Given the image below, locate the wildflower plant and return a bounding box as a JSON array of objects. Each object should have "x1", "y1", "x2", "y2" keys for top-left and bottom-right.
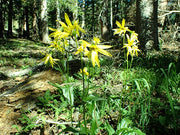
[
  {"x1": 41, "y1": 13, "x2": 113, "y2": 133},
  {"x1": 75, "y1": 37, "x2": 112, "y2": 67},
  {"x1": 114, "y1": 19, "x2": 140, "y2": 70},
  {"x1": 114, "y1": 19, "x2": 130, "y2": 36},
  {"x1": 42, "y1": 13, "x2": 86, "y2": 68}
]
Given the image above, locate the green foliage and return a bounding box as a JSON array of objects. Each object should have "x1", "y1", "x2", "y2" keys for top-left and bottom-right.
[
  {"x1": 105, "y1": 117, "x2": 145, "y2": 135},
  {"x1": 159, "y1": 63, "x2": 180, "y2": 131},
  {"x1": 12, "y1": 113, "x2": 42, "y2": 135}
]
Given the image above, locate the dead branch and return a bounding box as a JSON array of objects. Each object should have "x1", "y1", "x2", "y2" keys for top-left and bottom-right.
[
  {"x1": 158, "y1": 10, "x2": 180, "y2": 18},
  {"x1": 36, "y1": 118, "x2": 78, "y2": 125}
]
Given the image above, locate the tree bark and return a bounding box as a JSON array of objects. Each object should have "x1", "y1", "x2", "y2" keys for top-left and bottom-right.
[
  {"x1": 0, "y1": 0, "x2": 4, "y2": 38},
  {"x1": 110, "y1": 0, "x2": 113, "y2": 35},
  {"x1": 8, "y1": 0, "x2": 13, "y2": 37},
  {"x1": 40, "y1": 0, "x2": 49, "y2": 43},
  {"x1": 81, "y1": 0, "x2": 85, "y2": 29},
  {"x1": 24, "y1": 5, "x2": 29, "y2": 38},
  {"x1": 136, "y1": 0, "x2": 160, "y2": 53},
  {"x1": 32, "y1": 0, "x2": 39, "y2": 40},
  {"x1": 56, "y1": 0, "x2": 61, "y2": 28},
  {"x1": 92, "y1": 0, "x2": 95, "y2": 36},
  {"x1": 100, "y1": 0, "x2": 110, "y2": 41}
]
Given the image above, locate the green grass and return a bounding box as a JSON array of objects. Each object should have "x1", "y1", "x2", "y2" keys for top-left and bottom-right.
[{"x1": 0, "y1": 38, "x2": 48, "y2": 68}]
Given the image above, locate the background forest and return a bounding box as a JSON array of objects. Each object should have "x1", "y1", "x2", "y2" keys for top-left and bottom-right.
[{"x1": 0, "y1": 0, "x2": 180, "y2": 135}]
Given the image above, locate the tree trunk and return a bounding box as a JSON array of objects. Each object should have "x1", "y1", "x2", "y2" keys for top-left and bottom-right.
[
  {"x1": 100, "y1": 0, "x2": 110, "y2": 41},
  {"x1": 81, "y1": 0, "x2": 85, "y2": 29},
  {"x1": 136, "y1": 0, "x2": 160, "y2": 53},
  {"x1": 74, "y1": 0, "x2": 78, "y2": 20},
  {"x1": 115, "y1": 0, "x2": 119, "y2": 21},
  {"x1": 56, "y1": 0, "x2": 60, "y2": 28},
  {"x1": 25, "y1": 5, "x2": 29, "y2": 38},
  {"x1": 40, "y1": 0, "x2": 49, "y2": 43},
  {"x1": 110, "y1": 0, "x2": 113, "y2": 34},
  {"x1": 32, "y1": 0, "x2": 39, "y2": 40},
  {"x1": 22, "y1": 5, "x2": 29, "y2": 38},
  {"x1": 8, "y1": 0, "x2": 13, "y2": 37},
  {"x1": 92, "y1": 0, "x2": 95, "y2": 36},
  {"x1": 0, "y1": 0, "x2": 4, "y2": 38}
]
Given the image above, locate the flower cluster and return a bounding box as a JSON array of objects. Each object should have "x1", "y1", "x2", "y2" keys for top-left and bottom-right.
[
  {"x1": 42, "y1": 13, "x2": 112, "y2": 74},
  {"x1": 75, "y1": 37, "x2": 112, "y2": 67},
  {"x1": 113, "y1": 19, "x2": 140, "y2": 57},
  {"x1": 42, "y1": 13, "x2": 86, "y2": 67}
]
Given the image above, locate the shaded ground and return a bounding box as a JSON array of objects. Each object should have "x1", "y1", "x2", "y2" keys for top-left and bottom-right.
[
  {"x1": 0, "y1": 70, "x2": 63, "y2": 134},
  {"x1": 0, "y1": 38, "x2": 179, "y2": 134}
]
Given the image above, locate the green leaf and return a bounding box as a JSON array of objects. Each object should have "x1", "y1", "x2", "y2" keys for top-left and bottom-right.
[
  {"x1": 61, "y1": 85, "x2": 74, "y2": 106},
  {"x1": 90, "y1": 119, "x2": 98, "y2": 135},
  {"x1": 59, "y1": 126, "x2": 79, "y2": 134},
  {"x1": 105, "y1": 121, "x2": 116, "y2": 135}
]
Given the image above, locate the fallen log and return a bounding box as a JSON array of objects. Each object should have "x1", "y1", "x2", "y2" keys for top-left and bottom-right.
[{"x1": 0, "y1": 62, "x2": 45, "y2": 79}]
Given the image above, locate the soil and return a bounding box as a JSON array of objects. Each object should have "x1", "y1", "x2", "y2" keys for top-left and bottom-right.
[{"x1": 0, "y1": 69, "x2": 63, "y2": 134}]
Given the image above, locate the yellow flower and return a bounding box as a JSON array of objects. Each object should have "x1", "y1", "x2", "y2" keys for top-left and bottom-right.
[
  {"x1": 49, "y1": 27, "x2": 69, "y2": 39},
  {"x1": 123, "y1": 34, "x2": 140, "y2": 57},
  {"x1": 75, "y1": 40, "x2": 91, "y2": 55},
  {"x1": 73, "y1": 20, "x2": 86, "y2": 36},
  {"x1": 89, "y1": 44, "x2": 112, "y2": 67},
  {"x1": 75, "y1": 38, "x2": 112, "y2": 67},
  {"x1": 89, "y1": 37, "x2": 112, "y2": 67},
  {"x1": 42, "y1": 53, "x2": 59, "y2": 67},
  {"x1": 79, "y1": 67, "x2": 89, "y2": 76},
  {"x1": 58, "y1": 13, "x2": 85, "y2": 36},
  {"x1": 130, "y1": 31, "x2": 139, "y2": 42},
  {"x1": 114, "y1": 19, "x2": 130, "y2": 35},
  {"x1": 132, "y1": 45, "x2": 140, "y2": 56}
]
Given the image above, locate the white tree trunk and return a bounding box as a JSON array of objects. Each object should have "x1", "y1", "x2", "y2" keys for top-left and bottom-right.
[
  {"x1": 40, "y1": 0, "x2": 49, "y2": 43},
  {"x1": 56, "y1": 0, "x2": 60, "y2": 28},
  {"x1": 81, "y1": 0, "x2": 85, "y2": 29}
]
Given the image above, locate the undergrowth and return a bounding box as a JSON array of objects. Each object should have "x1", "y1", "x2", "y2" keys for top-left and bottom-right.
[{"x1": 11, "y1": 14, "x2": 180, "y2": 135}]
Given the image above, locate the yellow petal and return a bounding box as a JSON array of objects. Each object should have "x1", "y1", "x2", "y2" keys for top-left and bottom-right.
[
  {"x1": 97, "y1": 48, "x2": 112, "y2": 57},
  {"x1": 93, "y1": 37, "x2": 100, "y2": 44},
  {"x1": 116, "y1": 21, "x2": 122, "y2": 28},
  {"x1": 79, "y1": 68, "x2": 89, "y2": 76},
  {"x1": 122, "y1": 19, "x2": 125, "y2": 27},
  {"x1": 79, "y1": 40, "x2": 91, "y2": 47},
  {"x1": 60, "y1": 21, "x2": 67, "y2": 27},
  {"x1": 65, "y1": 13, "x2": 73, "y2": 27},
  {"x1": 97, "y1": 45, "x2": 112, "y2": 49},
  {"x1": 43, "y1": 54, "x2": 49, "y2": 65},
  {"x1": 91, "y1": 50, "x2": 100, "y2": 67},
  {"x1": 49, "y1": 27, "x2": 57, "y2": 31}
]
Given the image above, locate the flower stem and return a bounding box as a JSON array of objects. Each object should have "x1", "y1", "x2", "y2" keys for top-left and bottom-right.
[{"x1": 80, "y1": 52, "x2": 87, "y2": 132}]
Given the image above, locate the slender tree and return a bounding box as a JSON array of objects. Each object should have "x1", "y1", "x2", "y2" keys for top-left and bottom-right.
[
  {"x1": 24, "y1": 4, "x2": 29, "y2": 38},
  {"x1": 100, "y1": 0, "x2": 110, "y2": 41},
  {"x1": 92, "y1": 0, "x2": 95, "y2": 36},
  {"x1": 0, "y1": 0, "x2": 4, "y2": 38},
  {"x1": 40, "y1": 0, "x2": 49, "y2": 43},
  {"x1": 8, "y1": 0, "x2": 13, "y2": 37},
  {"x1": 136, "y1": 0, "x2": 160, "y2": 53},
  {"x1": 81, "y1": 0, "x2": 85, "y2": 29},
  {"x1": 32, "y1": 0, "x2": 39, "y2": 40},
  {"x1": 56, "y1": 0, "x2": 61, "y2": 28},
  {"x1": 110, "y1": 0, "x2": 113, "y2": 36}
]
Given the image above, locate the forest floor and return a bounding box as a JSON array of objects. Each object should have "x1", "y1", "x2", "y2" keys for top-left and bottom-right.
[{"x1": 0, "y1": 38, "x2": 179, "y2": 135}]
